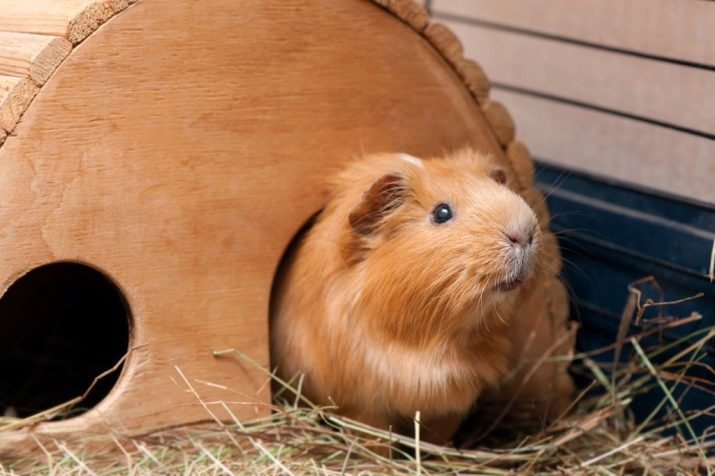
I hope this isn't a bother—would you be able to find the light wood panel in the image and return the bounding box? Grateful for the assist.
[446,22,715,135]
[495,90,715,203]
[0,32,71,83]
[0,0,509,445]
[433,0,715,66]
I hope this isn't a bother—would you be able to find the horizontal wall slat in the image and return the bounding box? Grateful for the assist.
[546,188,715,276]
[494,90,715,204]
[432,0,715,68]
[444,22,715,136]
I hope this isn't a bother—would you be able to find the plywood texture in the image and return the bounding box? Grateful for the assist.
[0,0,571,448]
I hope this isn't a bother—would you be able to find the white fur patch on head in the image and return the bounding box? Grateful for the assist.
[397,153,424,169]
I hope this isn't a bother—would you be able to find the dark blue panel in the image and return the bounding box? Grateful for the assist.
[535,162,715,438]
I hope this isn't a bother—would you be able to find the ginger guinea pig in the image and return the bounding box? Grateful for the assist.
[270,149,542,444]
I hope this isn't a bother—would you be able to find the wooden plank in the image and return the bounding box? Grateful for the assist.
[0,32,71,84]
[433,0,715,67]
[494,90,715,204]
[444,22,715,135]
[0,0,134,44]
[0,75,38,132]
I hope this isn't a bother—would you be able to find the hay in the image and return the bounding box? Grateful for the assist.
[1,287,713,475]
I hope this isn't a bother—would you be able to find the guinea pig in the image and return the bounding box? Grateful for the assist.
[270,148,543,444]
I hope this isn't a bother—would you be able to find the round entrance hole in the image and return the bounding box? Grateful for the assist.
[0,262,130,419]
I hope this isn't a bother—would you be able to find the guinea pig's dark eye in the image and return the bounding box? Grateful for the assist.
[490,168,507,185]
[432,203,453,224]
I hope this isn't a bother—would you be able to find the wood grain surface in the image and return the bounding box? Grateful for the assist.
[0,0,513,444]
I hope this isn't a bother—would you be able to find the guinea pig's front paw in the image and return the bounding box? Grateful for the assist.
[418,413,464,446]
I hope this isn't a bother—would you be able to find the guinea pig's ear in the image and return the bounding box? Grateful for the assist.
[489,167,507,185]
[349,173,407,235]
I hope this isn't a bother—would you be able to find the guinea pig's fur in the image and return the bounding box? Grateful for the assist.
[270,149,542,443]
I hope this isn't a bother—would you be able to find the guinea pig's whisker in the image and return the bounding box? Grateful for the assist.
[549,227,591,237]
[549,250,590,281]
[492,302,508,326]
[540,170,573,201]
[556,244,590,262]
[560,280,583,323]
[548,210,589,222]
[557,256,588,278]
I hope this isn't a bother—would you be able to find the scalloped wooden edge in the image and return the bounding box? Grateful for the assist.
[0,76,39,133]
[507,141,535,189]
[424,21,465,68]
[371,0,430,32]
[68,0,134,44]
[456,58,491,104]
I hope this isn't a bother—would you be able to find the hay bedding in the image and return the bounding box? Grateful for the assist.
[1,286,713,475]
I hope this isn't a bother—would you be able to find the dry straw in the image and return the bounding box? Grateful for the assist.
[1,282,713,475]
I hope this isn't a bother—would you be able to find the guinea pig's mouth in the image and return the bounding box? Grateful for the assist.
[495,268,529,292]
[496,278,523,292]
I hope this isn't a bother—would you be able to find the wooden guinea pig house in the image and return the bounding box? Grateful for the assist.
[0,0,572,447]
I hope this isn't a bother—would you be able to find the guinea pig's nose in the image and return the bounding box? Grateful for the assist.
[505,229,534,247]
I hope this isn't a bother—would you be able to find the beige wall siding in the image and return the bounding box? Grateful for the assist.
[430,0,715,204]
[433,0,715,67]
[495,90,714,202]
[444,22,714,135]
